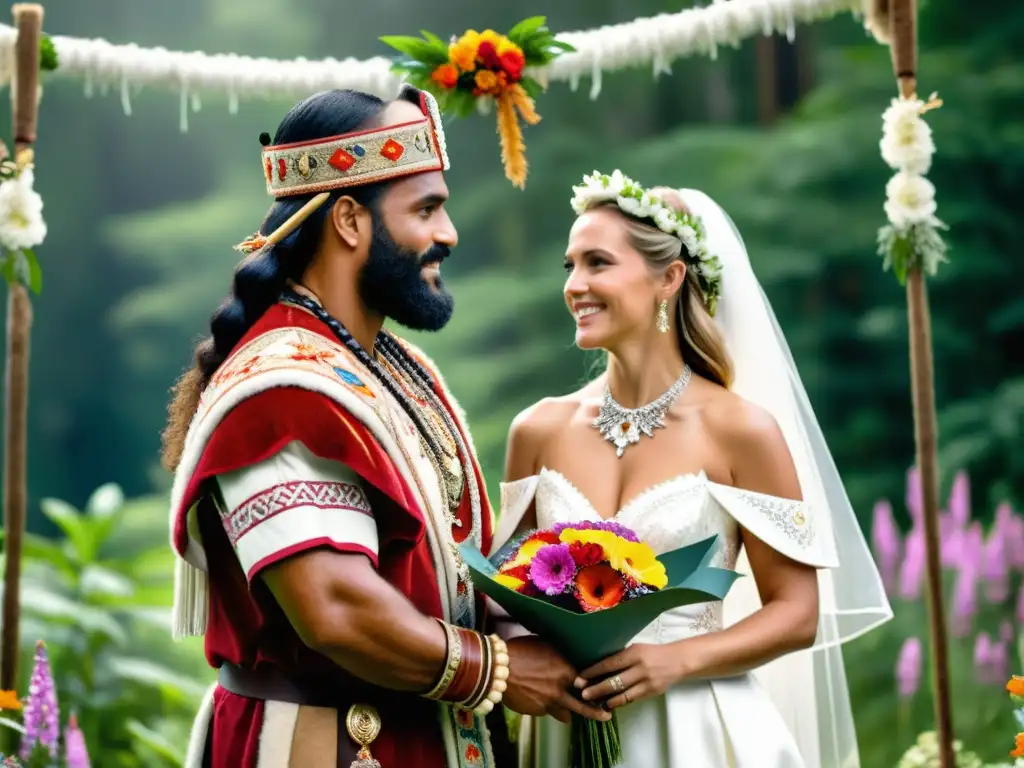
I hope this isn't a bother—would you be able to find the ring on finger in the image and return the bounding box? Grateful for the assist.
[609,674,625,693]
[623,690,631,703]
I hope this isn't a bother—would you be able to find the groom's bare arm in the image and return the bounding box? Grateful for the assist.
[263,551,448,691]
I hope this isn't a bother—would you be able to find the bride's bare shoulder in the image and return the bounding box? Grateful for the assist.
[699,386,798,496]
[506,383,599,476]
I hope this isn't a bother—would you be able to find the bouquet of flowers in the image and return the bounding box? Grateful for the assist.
[380,17,574,189]
[460,520,739,768]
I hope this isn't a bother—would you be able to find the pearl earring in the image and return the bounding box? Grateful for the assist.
[656,300,669,334]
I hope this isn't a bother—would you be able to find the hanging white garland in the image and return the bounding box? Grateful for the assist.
[0,0,859,129]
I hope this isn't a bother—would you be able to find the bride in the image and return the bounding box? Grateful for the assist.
[489,171,893,767]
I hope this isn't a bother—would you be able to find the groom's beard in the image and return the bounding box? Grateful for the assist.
[358,218,455,332]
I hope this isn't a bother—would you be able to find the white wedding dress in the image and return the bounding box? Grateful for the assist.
[495,466,835,768]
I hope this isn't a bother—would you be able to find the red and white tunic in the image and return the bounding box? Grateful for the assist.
[168,303,502,768]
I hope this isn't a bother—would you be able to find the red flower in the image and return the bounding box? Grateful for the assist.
[568,542,605,568]
[499,50,525,81]
[477,40,501,69]
[524,530,560,546]
[501,564,530,582]
[575,563,626,613]
[465,743,483,763]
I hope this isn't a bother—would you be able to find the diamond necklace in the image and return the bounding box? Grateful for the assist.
[593,365,692,457]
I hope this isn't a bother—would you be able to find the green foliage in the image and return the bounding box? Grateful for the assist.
[1,248,42,294]
[1,486,211,767]
[39,36,58,72]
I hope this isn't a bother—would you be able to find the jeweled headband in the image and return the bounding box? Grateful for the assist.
[570,170,723,315]
[235,88,450,254]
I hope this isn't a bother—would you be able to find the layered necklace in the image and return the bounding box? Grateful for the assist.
[593,364,692,457]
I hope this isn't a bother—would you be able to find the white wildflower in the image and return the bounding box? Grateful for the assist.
[884,172,937,230]
[0,169,46,251]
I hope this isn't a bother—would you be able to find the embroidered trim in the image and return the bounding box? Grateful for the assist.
[732,490,815,549]
[222,480,371,545]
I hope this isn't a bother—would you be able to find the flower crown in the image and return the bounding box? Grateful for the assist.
[570,170,722,315]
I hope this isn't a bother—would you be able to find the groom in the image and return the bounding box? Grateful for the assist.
[161,85,605,768]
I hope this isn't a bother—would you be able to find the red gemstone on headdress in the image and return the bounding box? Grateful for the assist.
[328,148,356,172]
[264,157,272,182]
[380,139,404,162]
[277,158,287,180]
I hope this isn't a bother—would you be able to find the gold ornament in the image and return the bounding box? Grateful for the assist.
[346,704,383,768]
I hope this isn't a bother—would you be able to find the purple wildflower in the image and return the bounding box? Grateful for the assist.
[947,471,970,527]
[871,500,901,593]
[898,528,924,600]
[529,544,577,595]
[950,562,978,638]
[906,466,922,526]
[981,526,1009,603]
[551,520,640,543]
[64,713,90,768]
[20,641,60,759]
[895,637,921,698]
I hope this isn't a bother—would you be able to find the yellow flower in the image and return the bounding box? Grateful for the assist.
[496,37,523,57]
[449,30,480,72]
[478,29,503,47]
[494,574,525,591]
[608,541,668,590]
[503,538,548,570]
[0,689,22,710]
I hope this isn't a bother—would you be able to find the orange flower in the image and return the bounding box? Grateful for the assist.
[1012,732,1024,758]
[1007,675,1024,697]
[0,689,21,710]
[575,563,625,613]
[474,70,500,94]
[431,63,459,90]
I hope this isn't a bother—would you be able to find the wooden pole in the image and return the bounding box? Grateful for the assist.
[888,1,955,765]
[1,3,43,697]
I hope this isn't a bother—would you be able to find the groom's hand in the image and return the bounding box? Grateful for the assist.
[503,636,611,723]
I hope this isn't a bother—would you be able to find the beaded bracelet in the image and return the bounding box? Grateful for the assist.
[423,622,510,715]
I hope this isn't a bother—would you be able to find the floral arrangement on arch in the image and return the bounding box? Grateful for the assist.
[876,92,948,283]
[380,17,574,189]
[0,143,46,295]
[0,641,90,767]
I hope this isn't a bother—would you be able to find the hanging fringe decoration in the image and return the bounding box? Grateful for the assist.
[496,91,527,189]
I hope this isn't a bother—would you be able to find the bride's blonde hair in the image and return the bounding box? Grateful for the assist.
[581,187,734,388]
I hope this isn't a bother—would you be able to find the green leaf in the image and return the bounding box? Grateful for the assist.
[22,248,41,294]
[378,35,448,66]
[420,30,447,49]
[125,719,186,766]
[81,564,136,601]
[19,582,129,644]
[2,251,17,287]
[520,78,544,100]
[39,497,97,562]
[0,715,25,734]
[12,249,31,290]
[0,529,75,574]
[508,16,547,44]
[39,35,58,72]
[108,657,210,703]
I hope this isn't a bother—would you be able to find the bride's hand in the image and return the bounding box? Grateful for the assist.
[575,643,683,710]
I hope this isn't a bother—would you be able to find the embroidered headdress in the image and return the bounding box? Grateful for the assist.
[235,87,450,254]
[570,170,723,315]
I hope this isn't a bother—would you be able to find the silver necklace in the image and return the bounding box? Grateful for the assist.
[594,365,692,457]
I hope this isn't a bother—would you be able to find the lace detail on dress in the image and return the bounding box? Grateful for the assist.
[731,490,814,549]
[689,602,723,635]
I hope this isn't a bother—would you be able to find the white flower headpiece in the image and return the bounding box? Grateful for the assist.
[570,170,722,315]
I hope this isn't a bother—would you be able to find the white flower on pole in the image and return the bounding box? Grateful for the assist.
[880,96,936,175]
[884,172,937,230]
[0,168,46,251]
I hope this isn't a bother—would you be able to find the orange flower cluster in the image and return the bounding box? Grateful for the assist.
[1006,676,1024,758]
[431,29,526,97]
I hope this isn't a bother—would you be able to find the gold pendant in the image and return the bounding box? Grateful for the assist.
[346,704,382,768]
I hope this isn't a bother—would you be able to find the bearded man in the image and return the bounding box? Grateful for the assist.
[162,85,608,768]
